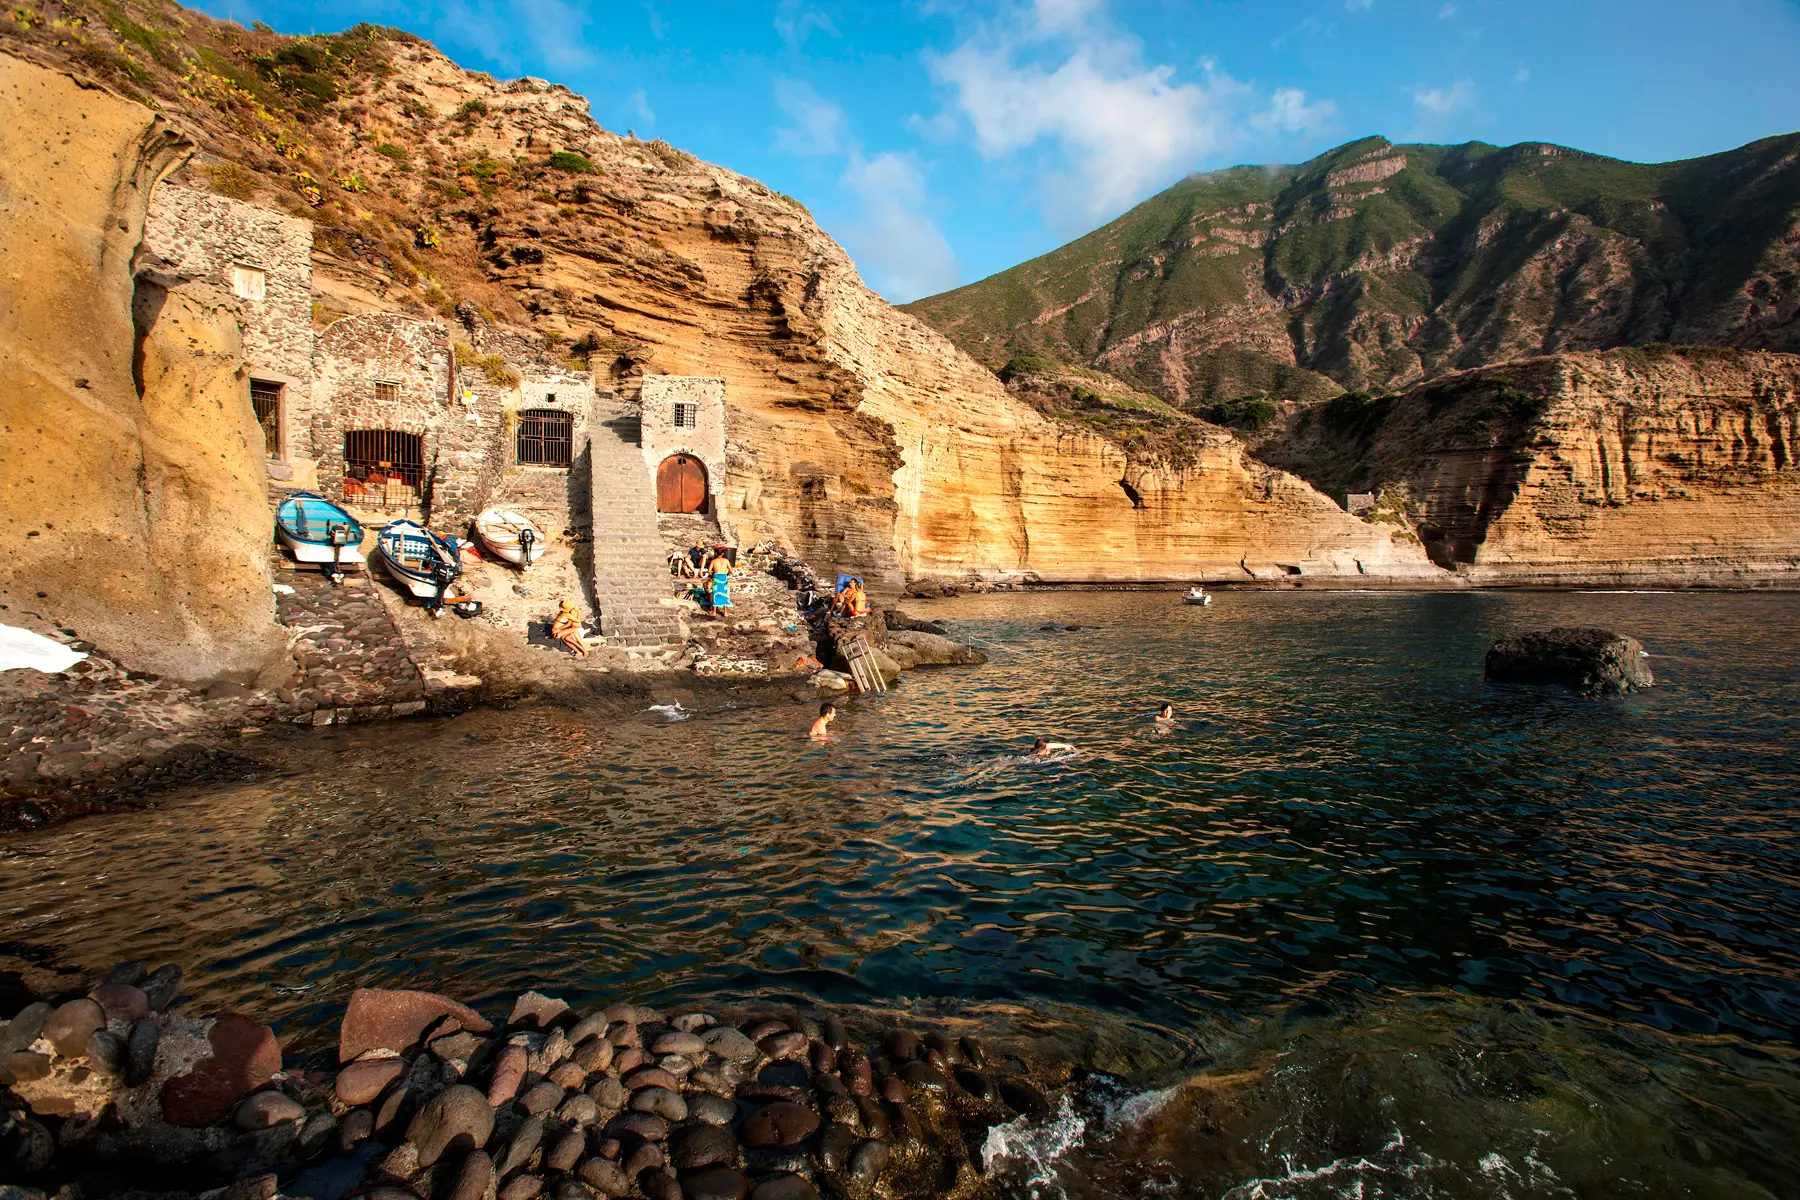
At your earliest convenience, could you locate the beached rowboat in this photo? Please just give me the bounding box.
[473,508,545,570]
[375,519,463,600]
[274,492,366,568]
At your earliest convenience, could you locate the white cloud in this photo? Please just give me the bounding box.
[435,0,595,73]
[840,152,959,302]
[630,89,654,128]
[774,78,846,156]
[1438,2,1457,16]
[1250,87,1338,139]
[1032,0,1104,35]
[1345,0,1373,10]
[774,0,837,49]
[929,24,1254,229]
[1409,80,1474,138]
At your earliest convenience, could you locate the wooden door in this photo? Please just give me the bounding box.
[657,454,708,512]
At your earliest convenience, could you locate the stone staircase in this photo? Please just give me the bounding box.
[588,402,686,645]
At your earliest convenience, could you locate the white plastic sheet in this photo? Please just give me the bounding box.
[0,624,89,673]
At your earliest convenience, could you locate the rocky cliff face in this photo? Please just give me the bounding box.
[905,135,1800,406]
[0,10,1436,597]
[1264,347,1800,586]
[0,53,288,680]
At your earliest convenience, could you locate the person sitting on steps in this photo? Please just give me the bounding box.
[551,596,589,658]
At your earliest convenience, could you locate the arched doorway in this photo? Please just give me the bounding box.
[657,454,708,513]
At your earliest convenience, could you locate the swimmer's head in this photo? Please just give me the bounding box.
[1158,703,1173,720]
[1031,737,1048,754]
[819,702,837,719]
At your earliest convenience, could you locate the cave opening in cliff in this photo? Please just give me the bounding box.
[343,430,425,510]
[1117,478,1145,509]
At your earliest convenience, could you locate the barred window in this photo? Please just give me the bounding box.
[518,408,573,467]
[343,430,424,510]
[250,380,282,457]
[673,402,696,429]
[375,380,400,405]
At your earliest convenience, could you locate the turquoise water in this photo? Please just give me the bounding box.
[2,589,1797,1196]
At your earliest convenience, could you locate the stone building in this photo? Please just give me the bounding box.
[143,186,313,479]
[639,376,726,516]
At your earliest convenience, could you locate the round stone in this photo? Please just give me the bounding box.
[820,1018,847,1054]
[667,1122,738,1169]
[521,1081,567,1116]
[43,999,105,1058]
[614,1048,650,1075]
[821,1095,859,1128]
[1000,1079,1050,1120]
[737,1101,818,1149]
[605,1111,669,1142]
[545,1128,586,1172]
[679,1166,748,1200]
[578,1158,632,1198]
[624,1140,666,1176]
[687,1093,736,1126]
[630,1086,688,1122]
[235,1090,305,1129]
[639,1169,681,1200]
[489,1044,529,1106]
[658,1055,695,1077]
[923,1032,956,1062]
[898,1061,946,1091]
[497,1115,544,1178]
[958,1036,986,1068]
[701,1028,758,1065]
[125,1016,160,1087]
[839,1053,872,1097]
[756,1061,808,1089]
[953,1068,992,1099]
[297,1110,338,1159]
[407,1084,495,1168]
[572,1038,614,1073]
[336,1108,374,1154]
[625,1067,682,1093]
[812,1073,846,1099]
[847,1138,890,1181]
[606,1023,640,1049]
[588,1076,629,1111]
[670,1013,715,1034]
[89,983,151,1025]
[744,1021,787,1042]
[450,1153,496,1200]
[336,1057,406,1106]
[807,1042,835,1075]
[650,1031,706,1057]
[549,1061,589,1088]
[559,1093,600,1126]
[854,1097,888,1140]
[878,1076,907,1104]
[749,1175,819,1200]
[86,1029,125,1076]
[757,1032,806,1061]
[499,1175,545,1200]
[882,1030,922,1063]
[816,1123,857,1173]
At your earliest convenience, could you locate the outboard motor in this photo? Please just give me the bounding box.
[327,523,352,585]
[518,525,536,572]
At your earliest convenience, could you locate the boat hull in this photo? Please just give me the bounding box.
[376,521,462,601]
[473,509,546,569]
[274,492,367,568]
[277,529,368,566]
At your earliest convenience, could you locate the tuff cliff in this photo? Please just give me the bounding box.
[0,8,1438,599]
[0,53,287,681]
[905,135,1800,406]
[1264,347,1800,586]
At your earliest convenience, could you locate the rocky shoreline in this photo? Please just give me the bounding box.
[0,966,1069,1200]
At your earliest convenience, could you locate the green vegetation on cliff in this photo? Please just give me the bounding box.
[905,134,1800,410]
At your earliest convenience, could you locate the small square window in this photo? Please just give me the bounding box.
[674,402,696,429]
[375,381,400,405]
[544,393,556,404]
[232,265,266,301]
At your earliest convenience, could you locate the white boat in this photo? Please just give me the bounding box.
[376,519,463,602]
[1182,587,1212,606]
[274,492,366,571]
[473,508,545,570]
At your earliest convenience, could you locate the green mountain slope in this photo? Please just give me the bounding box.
[904,135,1800,406]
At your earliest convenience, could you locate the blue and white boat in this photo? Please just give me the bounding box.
[274,491,366,569]
[375,519,463,601]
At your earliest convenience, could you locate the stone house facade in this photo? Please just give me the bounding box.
[639,375,726,516]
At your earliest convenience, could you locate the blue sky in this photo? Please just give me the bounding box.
[197,0,1800,302]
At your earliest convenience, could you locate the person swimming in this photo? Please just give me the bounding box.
[1026,736,1077,759]
[809,701,837,740]
[1155,703,1174,723]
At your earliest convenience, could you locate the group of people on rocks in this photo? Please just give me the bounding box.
[671,540,737,614]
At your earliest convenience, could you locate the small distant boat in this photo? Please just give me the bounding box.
[275,492,366,573]
[376,519,463,602]
[1182,587,1213,606]
[473,508,545,570]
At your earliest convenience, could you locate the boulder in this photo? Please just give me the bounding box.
[407,1084,494,1168]
[335,1057,407,1105]
[884,629,987,666]
[1484,627,1654,697]
[339,989,492,1062]
[885,609,949,637]
[161,1014,282,1127]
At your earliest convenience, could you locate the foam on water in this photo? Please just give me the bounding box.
[980,1094,1088,1198]
[646,702,691,721]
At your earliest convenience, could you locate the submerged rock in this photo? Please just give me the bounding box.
[1484,627,1654,696]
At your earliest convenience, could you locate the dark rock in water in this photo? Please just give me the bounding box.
[666,1123,738,1169]
[0,1110,55,1178]
[701,1027,758,1064]
[89,983,151,1024]
[496,1114,544,1177]
[545,1128,587,1172]
[639,1169,682,1200]
[757,1061,809,1089]
[509,991,570,1031]
[43,998,105,1057]
[812,1073,847,1099]
[103,960,149,987]
[336,1057,406,1105]
[1484,627,1655,697]
[1039,623,1060,632]
[688,1093,736,1127]
[958,1036,986,1068]
[296,1110,337,1160]
[806,1042,835,1075]
[820,1017,848,1053]
[235,1090,305,1130]
[406,1084,495,1168]
[886,610,949,637]
[999,1079,1050,1120]
[578,1157,632,1197]
[141,963,184,1011]
[883,1030,922,1063]
[845,1138,890,1181]
[923,1032,956,1062]
[339,988,492,1063]
[450,1150,496,1200]
[749,1175,818,1200]
[630,1086,687,1122]
[678,1166,749,1200]
[336,1108,375,1155]
[853,1096,889,1140]
[898,1060,946,1092]
[499,1174,545,1200]
[838,1051,872,1096]
[816,1123,857,1173]
[126,1016,160,1086]
[878,1076,907,1105]
[953,1068,992,1099]
[737,1101,818,1149]
[162,1013,282,1126]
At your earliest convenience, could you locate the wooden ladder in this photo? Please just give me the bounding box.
[839,632,887,695]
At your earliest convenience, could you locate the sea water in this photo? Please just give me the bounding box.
[2,590,1796,1197]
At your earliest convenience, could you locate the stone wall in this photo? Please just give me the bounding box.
[489,374,594,536]
[639,376,726,518]
[143,185,314,478]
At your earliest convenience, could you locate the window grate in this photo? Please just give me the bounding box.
[250,380,282,458]
[674,402,696,429]
[343,430,424,510]
[517,409,574,467]
[374,380,400,405]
